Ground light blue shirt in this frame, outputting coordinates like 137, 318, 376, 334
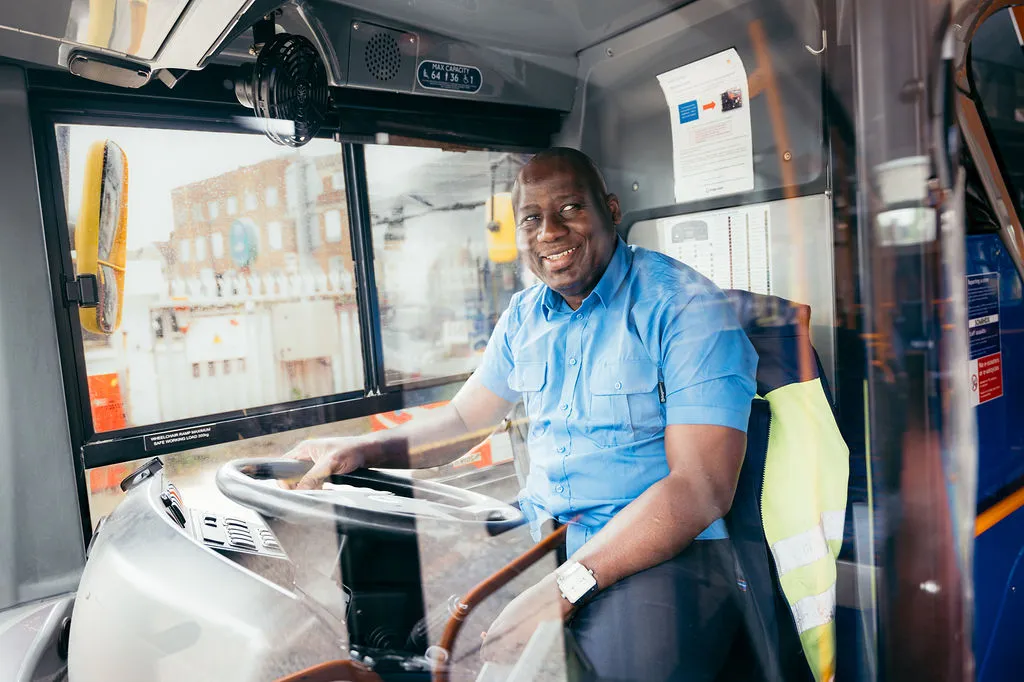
476, 238, 758, 557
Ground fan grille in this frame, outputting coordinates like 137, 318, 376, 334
364, 31, 401, 82
250, 34, 329, 147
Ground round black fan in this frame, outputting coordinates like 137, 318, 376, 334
235, 33, 329, 147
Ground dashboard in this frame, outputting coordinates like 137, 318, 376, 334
69, 462, 346, 682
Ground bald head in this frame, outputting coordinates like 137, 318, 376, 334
512, 148, 610, 217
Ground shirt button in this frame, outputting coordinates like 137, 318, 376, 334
614, 381, 622, 390
555, 485, 565, 493
560, 403, 569, 411
574, 313, 582, 320
557, 446, 566, 453
569, 357, 577, 366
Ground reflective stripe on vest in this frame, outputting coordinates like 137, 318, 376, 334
771, 512, 845, 577
791, 584, 837, 634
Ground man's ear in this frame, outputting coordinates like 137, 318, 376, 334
606, 194, 622, 226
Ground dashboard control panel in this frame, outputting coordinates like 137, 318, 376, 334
122, 456, 287, 560
190, 509, 286, 558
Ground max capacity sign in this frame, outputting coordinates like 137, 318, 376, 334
417, 60, 482, 93
968, 273, 1003, 406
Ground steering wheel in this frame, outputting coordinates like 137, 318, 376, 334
215, 458, 525, 536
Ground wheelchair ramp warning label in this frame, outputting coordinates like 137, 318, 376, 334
968, 273, 1003, 405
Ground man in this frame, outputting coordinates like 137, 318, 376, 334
286, 148, 758, 680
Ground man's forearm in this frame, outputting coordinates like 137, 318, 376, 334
359, 404, 504, 470
570, 472, 732, 589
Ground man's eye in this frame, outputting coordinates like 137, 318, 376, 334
519, 215, 540, 226
560, 203, 581, 215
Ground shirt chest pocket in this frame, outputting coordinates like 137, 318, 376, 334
588, 360, 664, 448
507, 361, 547, 422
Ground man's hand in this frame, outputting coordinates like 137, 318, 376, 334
279, 379, 512, 491
282, 436, 373, 490
481, 573, 572, 663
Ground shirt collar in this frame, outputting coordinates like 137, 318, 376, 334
541, 237, 632, 316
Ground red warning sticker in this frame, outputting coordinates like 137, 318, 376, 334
970, 352, 1003, 406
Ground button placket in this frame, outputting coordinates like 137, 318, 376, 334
558, 308, 585, 432
556, 308, 587, 508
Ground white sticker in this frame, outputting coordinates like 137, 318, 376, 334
657, 49, 755, 204
656, 203, 772, 294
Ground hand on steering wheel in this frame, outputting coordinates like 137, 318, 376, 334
282, 436, 373, 490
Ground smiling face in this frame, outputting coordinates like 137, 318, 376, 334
513, 151, 621, 309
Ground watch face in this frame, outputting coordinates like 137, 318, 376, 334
559, 564, 596, 603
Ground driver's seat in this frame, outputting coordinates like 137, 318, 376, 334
720, 290, 848, 682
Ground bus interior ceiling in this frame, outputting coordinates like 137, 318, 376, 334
0, 0, 1011, 680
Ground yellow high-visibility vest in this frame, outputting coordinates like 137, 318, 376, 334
730, 290, 849, 682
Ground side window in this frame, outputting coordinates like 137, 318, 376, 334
57, 124, 363, 432
364, 146, 529, 385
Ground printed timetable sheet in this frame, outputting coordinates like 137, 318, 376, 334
656, 204, 772, 295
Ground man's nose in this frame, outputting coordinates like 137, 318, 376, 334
537, 215, 567, 242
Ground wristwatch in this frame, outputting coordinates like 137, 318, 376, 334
555, 560, 598, 606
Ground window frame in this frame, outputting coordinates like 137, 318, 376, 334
32, 94, 547, 470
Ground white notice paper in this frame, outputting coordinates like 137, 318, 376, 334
657, 49, 755, 204
656, 204, 772, 295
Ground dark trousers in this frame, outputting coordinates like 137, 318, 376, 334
567, 540, 749, 682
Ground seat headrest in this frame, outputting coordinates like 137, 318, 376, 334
725, 289, 819, 395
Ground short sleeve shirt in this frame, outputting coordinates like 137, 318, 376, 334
475, 238, 758, 556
